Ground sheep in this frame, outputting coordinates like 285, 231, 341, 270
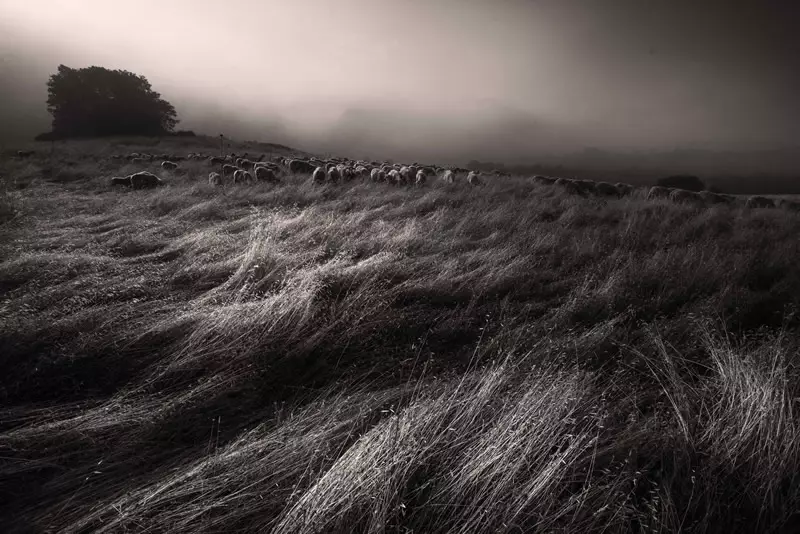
289, 159, 316, 174
129, 171, 163, 189
208, 172, 223, 186
387, 169, 401, 184
313, 166, 327, 183
235, 157, 245, 168
669, 189, 705, 205
370, 168, 383, 182
614, 183, 634, 196
575, 180, 597, 195
555, 177, 580, 194
130, 157, 146, 164
243, 171, 254, 184
209, 156, 226, 166
233, 169, 246, 184
110, 176, 132, 187
745, 196, 775, 209
327, 166, 341, 183
646, 185, 672, 200
441, 169, 455, 183
532, 175, 555, 186
240, 159, 255, 171
255, 166, 278, 183
594, 182, 619, 197
698, 191, 732, 205
777, 198, 800, 212
222, 164, 237, 177
161, 161, 178, 171
467, 171, 482, 185
415, 170, 427, 186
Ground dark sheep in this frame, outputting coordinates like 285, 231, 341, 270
669, 189, 705, 206
222, 164, 237, 177
129, 171, 163, 189
614, 183, 634, 196
594, 182, 619, 197
698, 191, 733, 205
533, 175, 556, 186
289, 159, 316, 174
745, 196, 775, 209
110, 176, 132, 187
255, 166, 278, 183
161, 161, 178, 171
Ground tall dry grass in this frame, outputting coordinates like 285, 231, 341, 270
1, 138, 800, 533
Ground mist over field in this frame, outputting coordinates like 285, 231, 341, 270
2, 0, 800, 167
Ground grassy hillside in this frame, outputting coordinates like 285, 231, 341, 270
1, 138, 800, 533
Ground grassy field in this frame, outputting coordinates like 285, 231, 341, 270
1, 137, 800, 533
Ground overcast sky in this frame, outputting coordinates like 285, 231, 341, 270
1, 0, 798, 161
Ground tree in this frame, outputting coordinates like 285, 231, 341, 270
45, 65, 178, 138
656, 174, 705, 192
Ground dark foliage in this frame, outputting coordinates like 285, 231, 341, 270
46, 65, 178, 138
656, 174, 706, 191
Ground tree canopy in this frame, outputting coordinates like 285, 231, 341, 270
45, 65, 178, 138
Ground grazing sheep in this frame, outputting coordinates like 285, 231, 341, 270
594, 182, 619, 197
777, 198, 800, 212
233, 169, 246, 184
415, 170, 427, 186
161, 161, 178, 171
387, 169, 401, 184
533, 175, 556, 186
208, 172, 223, 186
467, 171, 482, 185
327, 166, 341, 183
745, 196, 775, 209
129, 171, 163, 189
339, 165, 355, 181
646, 185, 672, 200
698, 191, 732, 205
370, 168, 383, 182
242, 171, 254, 183
555, 177, 580, 194
240, 159, 255, 171
110, 176, 132, 187
289, 159, 316, 174
441, 170, 455, 183
669, 189, 705, 205
255, 166, 278, 183
614, 182, 634, 196
575, 180, 597, 195
222, 164, 237, 177
313, 166, 327, 183
209, 156, 226, 166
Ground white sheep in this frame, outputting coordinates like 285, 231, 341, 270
441, 170, 455, 183
415, 170, 427, 186
467, 171, 482, 185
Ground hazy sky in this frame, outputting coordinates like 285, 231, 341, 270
1, 0, 798, 161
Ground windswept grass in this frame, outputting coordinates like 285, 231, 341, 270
1, 140, 800, 533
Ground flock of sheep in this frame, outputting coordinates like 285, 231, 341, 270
531, 175, 800, 210
9, 147, 795, 212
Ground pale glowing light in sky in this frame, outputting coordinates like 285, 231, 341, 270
1, 0, 798, 159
